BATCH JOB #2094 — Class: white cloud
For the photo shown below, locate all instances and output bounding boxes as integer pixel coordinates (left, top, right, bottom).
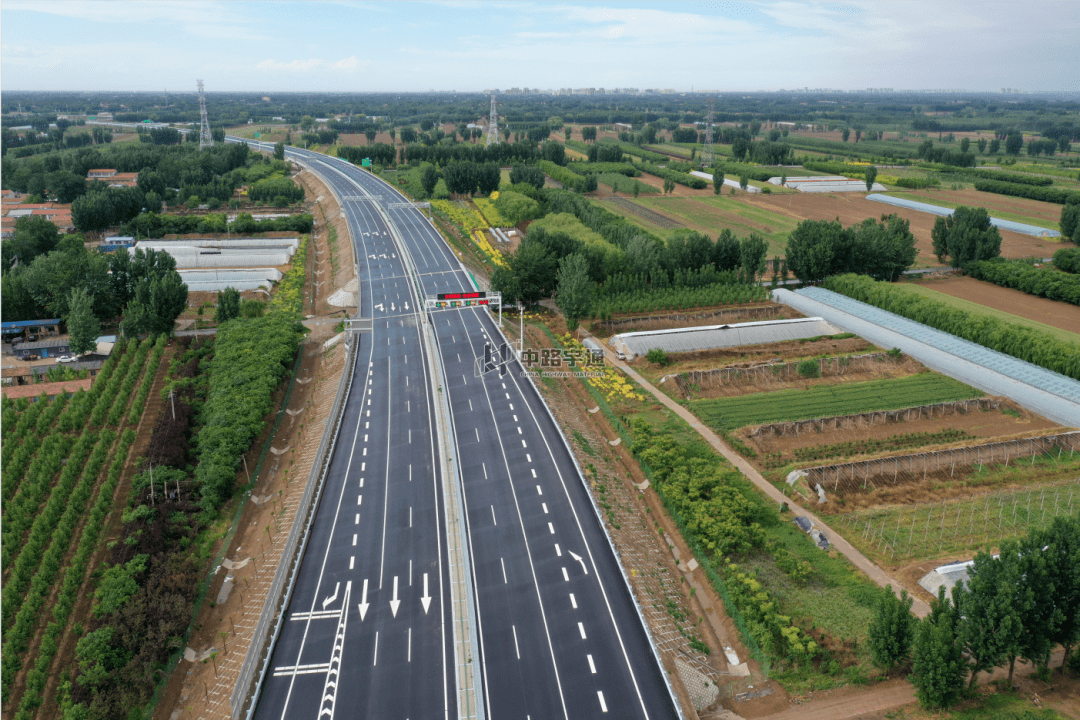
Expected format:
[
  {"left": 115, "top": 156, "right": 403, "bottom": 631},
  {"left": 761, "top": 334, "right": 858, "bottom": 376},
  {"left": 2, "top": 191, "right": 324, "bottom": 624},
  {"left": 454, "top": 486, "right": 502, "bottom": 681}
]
[{"left": 255, "top": 56, "right": 366, "bottom": 73}]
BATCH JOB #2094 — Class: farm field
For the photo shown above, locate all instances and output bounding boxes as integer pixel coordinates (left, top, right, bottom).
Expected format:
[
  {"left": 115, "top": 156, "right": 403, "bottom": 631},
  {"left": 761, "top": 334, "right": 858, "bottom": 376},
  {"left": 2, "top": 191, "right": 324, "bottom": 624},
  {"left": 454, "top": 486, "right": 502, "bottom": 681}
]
[
  {"left": 750, "top": 191, "right": 1064, "bottom": 264},
  {"left": 624, "top": 195, "right": 799, "bottom": 255},
  {"left": 894, "top": 277, "right": 1080, "bottom": 340},
  {"left": 690, "top": 373, "right": 982, "bottom": 430},
  {"left": 885, "top": 187, "right": 1066, "bottom": 229}
]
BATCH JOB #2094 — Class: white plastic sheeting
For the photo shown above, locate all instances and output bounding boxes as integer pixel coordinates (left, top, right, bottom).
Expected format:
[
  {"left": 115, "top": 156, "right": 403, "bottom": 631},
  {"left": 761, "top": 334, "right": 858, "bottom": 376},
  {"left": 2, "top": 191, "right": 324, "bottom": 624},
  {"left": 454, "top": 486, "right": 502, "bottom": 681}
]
[
  {"left": 611, "top": 317, "right": 837, "bottom": 358},
  {"left": 774, "top": 288, "right": 1080, "bottom": 426},
  {"left": 137, "top": 238, "right": 298, "bottom": 255},
  {"left": 865, "top": 194, "right": 1061, "bottom": 238},
  {"left": 767, "top": 176, "right": 887, "bottom": 193},
  {"left": 152, "top": 249, "right": 292, "bottom": 268},
  {"left": 178, "top": 268, "right": 281, "bottom": 292}
]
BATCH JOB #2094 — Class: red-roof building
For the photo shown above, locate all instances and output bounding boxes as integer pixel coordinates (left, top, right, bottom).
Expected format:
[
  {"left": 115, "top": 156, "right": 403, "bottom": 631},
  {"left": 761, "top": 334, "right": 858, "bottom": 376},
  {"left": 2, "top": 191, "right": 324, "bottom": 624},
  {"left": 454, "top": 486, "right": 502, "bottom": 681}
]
[{"left": 2, "top": 378, "right": 93, "bottom": 401}]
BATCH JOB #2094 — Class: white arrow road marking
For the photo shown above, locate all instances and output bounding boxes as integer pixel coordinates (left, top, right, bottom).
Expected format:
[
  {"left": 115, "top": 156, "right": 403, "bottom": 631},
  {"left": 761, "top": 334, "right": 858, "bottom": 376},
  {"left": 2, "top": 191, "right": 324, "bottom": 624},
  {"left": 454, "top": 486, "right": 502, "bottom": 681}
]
[
  {"left": 404, "top": 302, "right": 410, "bottom": 311},
  {"left": 422, "top": 573, "right": 432, "bottom": 613},
  {"left": 321, "top": 582, "right": 340, "bottom": 609},
  {"left": 318, "top": 581, "right": 351, "bottom": 720},
  {"left": 375, "top": 303, "right": 385, "bottom": 312},
  {"left": 390, "top": 302, "right": 396, "bottom": 311},
  {"left": 357, "top": 579, "right": 370, "bottom": 621},
  {"left": 390, "top": 575, "right": 401, "bottom": 617},
  {"left": 569, "top": 551, "right": 589, "bottom": 575}
]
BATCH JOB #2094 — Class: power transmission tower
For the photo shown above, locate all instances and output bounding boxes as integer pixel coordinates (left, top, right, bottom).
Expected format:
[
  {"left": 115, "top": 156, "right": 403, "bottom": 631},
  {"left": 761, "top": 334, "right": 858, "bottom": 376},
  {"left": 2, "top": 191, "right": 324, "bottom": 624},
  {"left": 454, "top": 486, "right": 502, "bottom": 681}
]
[
  {"left": 198, "top": 79, "right": 213, "bottom": 150},
  {"left": 701, "top": 98, "right": 715, "bottom": 167},
  {"left": 485, "top": 94, "right": 500, "bottom": 146}
]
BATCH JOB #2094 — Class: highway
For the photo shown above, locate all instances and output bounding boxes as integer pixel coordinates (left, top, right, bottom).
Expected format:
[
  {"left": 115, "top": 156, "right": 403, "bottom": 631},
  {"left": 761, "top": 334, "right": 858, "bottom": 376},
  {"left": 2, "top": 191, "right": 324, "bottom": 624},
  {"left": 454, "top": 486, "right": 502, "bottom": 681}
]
[{"left": 230, "top": 137, "right": 680, "bottom": 719}]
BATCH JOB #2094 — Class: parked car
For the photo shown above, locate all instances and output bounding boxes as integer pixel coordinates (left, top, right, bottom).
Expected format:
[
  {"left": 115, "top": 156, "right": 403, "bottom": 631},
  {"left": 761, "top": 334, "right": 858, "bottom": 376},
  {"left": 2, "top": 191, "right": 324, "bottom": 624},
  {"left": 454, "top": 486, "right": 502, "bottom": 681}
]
[{"left": 57, "top": 355, "right": 78, "bottom": 363}]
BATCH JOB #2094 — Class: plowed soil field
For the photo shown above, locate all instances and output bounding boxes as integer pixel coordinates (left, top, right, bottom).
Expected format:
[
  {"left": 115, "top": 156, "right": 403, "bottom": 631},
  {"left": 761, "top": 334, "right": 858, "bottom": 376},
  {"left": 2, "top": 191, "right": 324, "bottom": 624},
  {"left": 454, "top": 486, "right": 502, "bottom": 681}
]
[
  {"left": 900, "top": 187, "right": 1067, "bottom": 225},
  {"left": 906, "top": 275, "right": 1080, "bottom": 336},
  {"left": 750, "top": 192, "right": 1062, "bottom": 262}
]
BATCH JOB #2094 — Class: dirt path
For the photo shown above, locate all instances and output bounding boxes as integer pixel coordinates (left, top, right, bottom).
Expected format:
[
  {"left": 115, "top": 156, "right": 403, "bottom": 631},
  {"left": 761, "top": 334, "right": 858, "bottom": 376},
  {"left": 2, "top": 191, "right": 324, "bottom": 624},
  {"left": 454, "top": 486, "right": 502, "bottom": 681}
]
[{"left": 580, "top": 330, "right": 933, "bottom": 619}]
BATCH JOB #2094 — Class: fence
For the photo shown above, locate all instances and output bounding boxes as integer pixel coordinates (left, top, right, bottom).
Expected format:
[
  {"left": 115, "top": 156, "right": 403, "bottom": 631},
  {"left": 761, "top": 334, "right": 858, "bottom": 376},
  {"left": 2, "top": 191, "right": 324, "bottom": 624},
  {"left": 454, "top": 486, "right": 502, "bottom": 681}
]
[
  {"left": 838, "top": 478, "right": 1080, "bottom": 560},
  {"left": 806, "top": 431, "right": 1080, "bottom": 494},
  {"left": 594, "top": 304, "right": 779, "bottom": 333},
  {"left": 674, "top": 351, "right": 900, "bottom": 398},
  {"left": 748, "top": 398, "right": 1001, "bottom": 438}
]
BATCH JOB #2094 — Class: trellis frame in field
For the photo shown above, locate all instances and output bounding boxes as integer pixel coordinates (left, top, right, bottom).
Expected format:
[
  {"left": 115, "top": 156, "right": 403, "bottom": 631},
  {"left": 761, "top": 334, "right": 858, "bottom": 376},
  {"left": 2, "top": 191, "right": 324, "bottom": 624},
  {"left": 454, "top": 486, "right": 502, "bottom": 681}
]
[{"left": 838, "top": 478, "right": 1080, "bottom": 562}]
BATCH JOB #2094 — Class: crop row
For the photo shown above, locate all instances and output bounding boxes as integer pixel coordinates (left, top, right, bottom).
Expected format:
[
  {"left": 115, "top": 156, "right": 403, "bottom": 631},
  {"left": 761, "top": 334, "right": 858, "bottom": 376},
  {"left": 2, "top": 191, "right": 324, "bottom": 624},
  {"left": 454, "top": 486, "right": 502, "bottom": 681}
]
[
  {"left": 473, "top": 197, "right": 508, "bottom": 228},
  {"left": 594, "top": 283, "right": 768, "bottom": 317},
  {"left": 973, "top": 179, "right": 1080, "bottom": 205},
  {"left": 431, "top": 198, "right": 487, "bottom": 230},
  {"left": 791, "top": 428, "right": 972, "bottom": 463},
  {"left": 691, "top": 374, "right": 982, "bottom": 430},
  {"left": 632, "top": 160, "right": 707, "bottom": 189},
  {"left": 127, "top": 336, "right": 168, "bottom": 425},
  {"left": 823, "top": 273, "right": 1080, "bottom": 381},
  {"left": 965, "top": 258, "right": 1080, "bottom": 306},
  {"left": 1, "top": 340, "right": 145, "bottom": 635},
  {"left": 537, "top": 159, "right": 595, "bottom": 193},
  {"left": 0, "top": 343, "right": 129, "bottom": 530},
  {"left": 1, "top": 395, "right": 51, "bottom": 453},
  {"left": 106, "top": 338, "right": 155, "bottom": 426},
  {"left": 8, "top": 429, "right": 136, "bottom": 718}
]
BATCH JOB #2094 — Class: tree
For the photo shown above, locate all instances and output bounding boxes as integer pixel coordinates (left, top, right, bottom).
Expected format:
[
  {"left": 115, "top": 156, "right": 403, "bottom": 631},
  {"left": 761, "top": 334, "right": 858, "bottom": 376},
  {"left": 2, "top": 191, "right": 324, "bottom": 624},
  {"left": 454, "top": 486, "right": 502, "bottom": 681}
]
[
  {"left": 739, "top": 234, "right": 768, "bottom": 281},
  {"left": 712, "top": 229, "right": 741, "bottom": 272},
  {"left": 625, "top": 235, "right": 661, "bottom": 276},
  {"left": 864, "top": 165, "right": 878, "bottom": 192},
  {"left": 1014, "top": 532, "right": 1061, "bottom": 677},
  {"left": 842, "top": 127, "right": 851, "bottom": 142},
  {"left": 1037, "top": 516, "right": 1080, "bottom": 674},
  {"left": 215, "top": 288, "right": 241, "bottom": 324},
  {"left": 853, "top": 214, "right": 918, "bottom": 281},
  {"left": 1, "top": 215, "right": 60, "bottom": 272},
  {"left": 1005, "top": 131, "right": 1023, "bottom": 155},
  {"left": 739, "top": 173, "right": 749, "bottom": 191},
  {"left": 491, "top": 237, "right": 558, "bottom": 306},
  {"left": 555, "top": 253, "right": 594, "bottom": 331},
  {"left": 581, "top": 126, "right": 597, "bottom": 143},
  {"left": 66, "top": 286, "right": 100, "bottom": 355},
  {"left": 564, "top": 127, "right": 571, "bottom": 140},
  {"left": 420, "top": 164, "right": 440, "bottom": 196},
  {"left": 989, "top": 138, "right": 1000, "bottom": 154},
  {"left": 713, "top": 166, "right": 724, "bottom": 195},
  {"left": 977, "top": 138, "right": 987, "bottom": 154},
  {"left": 785, "top": 219, "right": 848, "bottom": 284},
  {"left": 365, "top": 129, "right": 377, "bottom": 146},
  {"left": 868, "top": 586, "right": 915, "bottom": 674},
  {"left": 957, "top": 547, "right": 1025, "bottom": 687},
  {"left": 930, "top": 206, "right": 1002, "bottom": 267},
  {"left": 510, "top": 165, "right": 545, "bottom": 190},
  {"left": 910, "top": 586, "right": 966, "bottom": 710},
  {"left": 960, "top": 137, "right": 971, "bottom": 153},
  {"left": 1060, "top": 203, "right": 1080, "bottom": 244},
  {"left": 300, "top": 116, "right": 315, "bottom": 132},
  {"left": 273, "top": 142, "right": 285, "bottom": 161}
]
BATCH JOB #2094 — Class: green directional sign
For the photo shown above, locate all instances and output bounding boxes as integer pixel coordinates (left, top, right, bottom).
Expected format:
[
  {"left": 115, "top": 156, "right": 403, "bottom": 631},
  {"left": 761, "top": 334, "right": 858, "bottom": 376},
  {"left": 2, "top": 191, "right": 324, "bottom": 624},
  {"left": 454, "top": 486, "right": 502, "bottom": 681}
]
[{"left": 362, "top": 158, "right": 371, "bottom": 167}]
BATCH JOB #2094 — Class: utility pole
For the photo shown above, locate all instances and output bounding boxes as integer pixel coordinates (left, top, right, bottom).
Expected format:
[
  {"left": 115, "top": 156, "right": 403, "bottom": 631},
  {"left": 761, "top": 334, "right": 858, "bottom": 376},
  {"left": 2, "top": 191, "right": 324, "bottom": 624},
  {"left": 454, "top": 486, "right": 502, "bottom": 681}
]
[
  {"left": 485, "top": 95, "right": 500, "bottom": 147},
  {"left": 198, "top": 79, "right": 214, "bottom": 150},
  {"left": 702, "top": 97, "right": 715, "bottom": 168}
]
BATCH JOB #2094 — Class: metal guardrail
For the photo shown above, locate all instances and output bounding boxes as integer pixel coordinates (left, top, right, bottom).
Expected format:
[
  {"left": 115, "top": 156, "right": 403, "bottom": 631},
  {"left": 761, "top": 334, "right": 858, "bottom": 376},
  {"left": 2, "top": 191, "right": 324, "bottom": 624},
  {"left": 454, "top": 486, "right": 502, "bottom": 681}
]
[{"left": 232, "top": 168, "right": 362, "bottom": 720}]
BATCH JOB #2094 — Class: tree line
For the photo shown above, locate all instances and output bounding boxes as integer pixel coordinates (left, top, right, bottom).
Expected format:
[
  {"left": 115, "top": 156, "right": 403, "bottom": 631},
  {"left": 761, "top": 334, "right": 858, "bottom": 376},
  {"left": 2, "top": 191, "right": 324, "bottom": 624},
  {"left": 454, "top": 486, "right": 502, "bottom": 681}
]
[{"left": 868, "top": 516, "right": 1080, "bottom": 709}]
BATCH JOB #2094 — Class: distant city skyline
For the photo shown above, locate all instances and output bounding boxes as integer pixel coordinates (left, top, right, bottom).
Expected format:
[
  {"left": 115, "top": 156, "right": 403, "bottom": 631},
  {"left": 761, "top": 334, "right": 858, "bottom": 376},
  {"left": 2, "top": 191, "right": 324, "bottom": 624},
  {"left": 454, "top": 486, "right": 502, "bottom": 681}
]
[{"left": 3, "top": 1, "right": 1079, "bottom": 94}]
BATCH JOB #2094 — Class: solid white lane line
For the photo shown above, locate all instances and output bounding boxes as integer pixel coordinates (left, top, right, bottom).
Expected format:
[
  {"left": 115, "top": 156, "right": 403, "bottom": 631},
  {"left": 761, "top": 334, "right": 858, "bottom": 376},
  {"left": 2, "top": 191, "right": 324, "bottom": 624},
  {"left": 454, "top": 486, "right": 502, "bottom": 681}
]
[
  {"left": 501, "top": 557, "right": 507, "bottom": 584},
  {"left": 587, "top": 655, "right": 596, "bottom": 674},
  {"left": 578, "top": 622, "right": 587, "bottom": 639},
  {"left": 491, "top": 505, "right": 497, "bottom": 526},
  {"left": 598, "top": 691, "right": 607, "bottom": 713},
  {"left": 513, "top": 625, "right": 521, "bottom": 660},
  {"left": 542, "top": 503, "right": 548, "bottom": 514},
  {"left": 379, "top": 357, "right": 392, "bottom": 588},
  {"left": 562, "top": 567, "right": 569, "bottom": 582},
  {"left": 570, "top": 593, "right": 577, "bottom": 609}
]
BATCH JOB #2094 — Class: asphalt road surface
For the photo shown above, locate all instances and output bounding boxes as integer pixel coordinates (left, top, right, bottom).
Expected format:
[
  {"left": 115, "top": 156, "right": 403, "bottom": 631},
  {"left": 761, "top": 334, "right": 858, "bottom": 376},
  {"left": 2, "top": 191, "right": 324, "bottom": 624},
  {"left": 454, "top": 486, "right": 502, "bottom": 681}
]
[{"left": 230, "top": 138, "right": 679, "bottom": 720}]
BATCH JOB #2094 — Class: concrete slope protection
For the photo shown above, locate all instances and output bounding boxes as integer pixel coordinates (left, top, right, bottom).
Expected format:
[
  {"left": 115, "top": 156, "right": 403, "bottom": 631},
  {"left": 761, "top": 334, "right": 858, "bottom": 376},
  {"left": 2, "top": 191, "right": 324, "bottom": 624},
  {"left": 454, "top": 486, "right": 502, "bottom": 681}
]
[
  {"left": 236, "top": 145, "right": 455, "bottom": 720},
  {"left": 231, "top": 139, "right": 680, "bottom": 719},
  {"left": 774, "top": 287, "right": 1080, "bottom": 427}
]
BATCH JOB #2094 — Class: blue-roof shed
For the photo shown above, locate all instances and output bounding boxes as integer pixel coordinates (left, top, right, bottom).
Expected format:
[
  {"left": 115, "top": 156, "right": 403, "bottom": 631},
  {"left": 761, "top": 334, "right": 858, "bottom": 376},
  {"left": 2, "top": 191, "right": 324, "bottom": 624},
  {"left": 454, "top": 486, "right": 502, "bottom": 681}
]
[{"left": 1, "top": 319, "right": 62, "bottom": 335}]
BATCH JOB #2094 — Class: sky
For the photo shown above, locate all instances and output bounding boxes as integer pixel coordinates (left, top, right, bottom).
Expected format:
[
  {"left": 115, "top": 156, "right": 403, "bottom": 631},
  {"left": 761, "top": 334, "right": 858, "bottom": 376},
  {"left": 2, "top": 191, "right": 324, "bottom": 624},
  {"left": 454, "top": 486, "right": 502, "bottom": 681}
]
[{"left": 2, "top": 0, "right": 1079, "bottom": 94}]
